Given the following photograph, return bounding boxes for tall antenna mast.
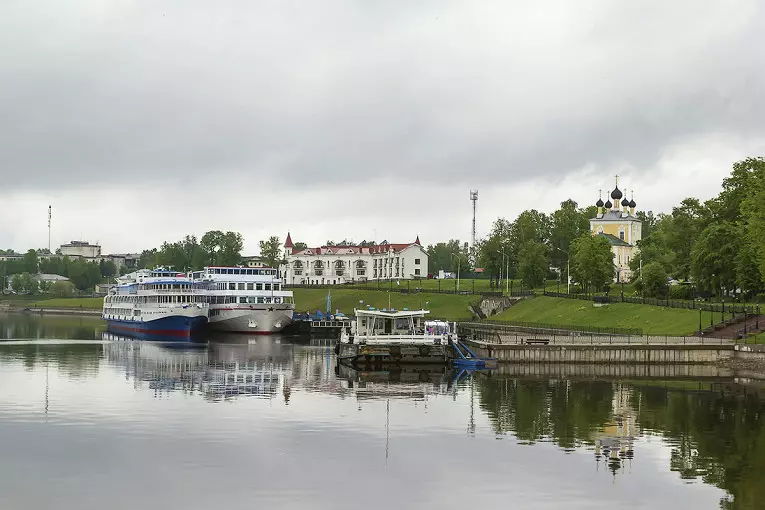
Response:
[469,190,478,255]
[48,205,52,253]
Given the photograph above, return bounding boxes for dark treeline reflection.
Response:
[0,342,102,378]
[476,375,765,509]
[0,313,104,340]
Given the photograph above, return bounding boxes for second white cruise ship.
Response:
[192,266,294,334]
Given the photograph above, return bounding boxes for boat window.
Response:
[238,283,245,290]
[239,297,247,304]
[246,283,254,290]
[264,297,272,303]
[257,297,264,303]
[256,283,263,291]
[229,283,235,291]
[264,283,271,291]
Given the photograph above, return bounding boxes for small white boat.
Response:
[337,308,457,365]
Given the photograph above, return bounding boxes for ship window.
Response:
[264,284,271,291]
[256,283,263,290]
[238,283,245,290]
[247,283,254,290]
[257,297,264,303]
[229,283,235,291]
[239,297,247,303]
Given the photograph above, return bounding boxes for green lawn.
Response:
[489,296,714,336]
[292,288,476,321]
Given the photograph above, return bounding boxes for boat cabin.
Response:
[345,309,455,345]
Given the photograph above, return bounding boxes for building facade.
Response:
[280,233,428,285]
[59,241,101,259]
[589,180,642,282]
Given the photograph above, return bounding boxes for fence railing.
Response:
[284,281,508,297]
[463,329,734,345]
[464,319,642,336]
[543,290,760,315]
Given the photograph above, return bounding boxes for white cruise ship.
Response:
[191,266,294,334]
[102,268,209,339]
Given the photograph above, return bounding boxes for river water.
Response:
[1,313,762,510]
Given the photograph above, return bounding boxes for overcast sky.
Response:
[1,0,763,255]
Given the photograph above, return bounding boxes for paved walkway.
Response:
[707,315,765,339]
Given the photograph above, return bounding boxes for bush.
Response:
[669,285,694,300]
[642,262,669,299]
[50,280,75,298]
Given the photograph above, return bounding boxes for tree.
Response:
[570,234,614,293]
[38,280,52,294]
[10,274,23,294]
[138,249,158,269]
[50,280,75,298]
[99,260,118,278]
[517,241,548,288]
[426,240,463,274]
[22,249,39,274]
[477,218,513,283]
[691,222,739,295]
[293,242,308,250]
[735,238,763,300]
[259,236,282,268]
[550,199,591,280]
[641,262,669,298]
[743,162,765,282]
[200,230,243,267]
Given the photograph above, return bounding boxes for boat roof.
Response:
[353,308,430,318]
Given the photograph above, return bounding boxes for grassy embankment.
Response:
[2,297,104,309]
[489,295,714,336]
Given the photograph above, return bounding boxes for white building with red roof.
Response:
[281,233,428,285]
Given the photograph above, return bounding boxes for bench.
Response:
[523,339,550,345]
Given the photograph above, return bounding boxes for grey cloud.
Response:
[1,0,764,192]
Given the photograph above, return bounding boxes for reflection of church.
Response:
[590,177,642,282]
[594,384,638,475]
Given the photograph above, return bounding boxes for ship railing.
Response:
[360,334,447,344]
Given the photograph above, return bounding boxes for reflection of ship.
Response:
[102,333,292,400]
[594,384,637,475]
[336,363,451,400]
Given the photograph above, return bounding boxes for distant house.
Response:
[242,256,268,268]
[5,273,69,292]
[281,233,428,285]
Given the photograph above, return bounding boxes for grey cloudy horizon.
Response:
[1,0,764,254]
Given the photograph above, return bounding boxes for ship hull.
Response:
[208,306,293,334]
[106,315,208,340]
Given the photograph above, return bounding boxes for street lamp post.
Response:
[699,308,702,336]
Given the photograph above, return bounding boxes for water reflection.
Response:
[2,313,765,508]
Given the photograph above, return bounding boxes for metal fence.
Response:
[543,290,760,315]
[466,330,734,346]
[284,281,507,297]
[468,319,642,336]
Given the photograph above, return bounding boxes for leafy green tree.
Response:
[691,222,739,295]
[50,280,75,298]
[570,234,614,293]
[201,230,243,267]
[426,240,464,274]
[259,236,283,268]
[293,242,308,250]
[517,241,548,288]
[549,200,591,276]
[735,238,763,300]
[661,199,712,280]
[38,280,52,294]
[11,274,23,293]
[477,218,513,282]
[743,163,765,282]
[641,261,669,298]
[99,260,118,278]
[23,249,39,273]
[138,249,158,269]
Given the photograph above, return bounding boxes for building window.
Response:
[415,258,420,265]
[619,231,625,241]
[414,269,421,276]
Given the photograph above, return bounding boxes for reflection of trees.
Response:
[0,313,104,340]
[633,385,765,510]
[0,343,102,378]
[477,377,615,447]
[477,375,765,509]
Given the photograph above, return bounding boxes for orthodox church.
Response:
[590,178,642,282]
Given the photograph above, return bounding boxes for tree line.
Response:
[469,157,765,299]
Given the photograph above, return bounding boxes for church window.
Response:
[619,230,625,241]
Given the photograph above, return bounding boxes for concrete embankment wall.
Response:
[465,340,735,364]
[1,307,102,317]
[491,362,733,379]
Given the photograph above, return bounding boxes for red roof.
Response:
[284,232,294,248]
[290,240,422,256]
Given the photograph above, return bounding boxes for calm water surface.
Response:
[1,313,763,509]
